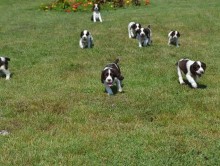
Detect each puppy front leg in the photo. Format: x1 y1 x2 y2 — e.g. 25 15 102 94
93 14 96 22
128 28 132 38
87 38 91 48
177 66 184 84
137 37 142 47
99 15 102 22
186 74 197 88
139 43 142 47
143 38 149 47
116 79 122 92
176 39 179 47
147 38 151 45
104 83 113 95
88 43 91 48
1 69 10 80
130 31 134 38
138 41 143 47
106 87 113 95
79 39 84 49
168 37 171 46
5 70 10 80
90 38 93 48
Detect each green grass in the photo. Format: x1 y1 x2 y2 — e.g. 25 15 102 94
0 0 220 165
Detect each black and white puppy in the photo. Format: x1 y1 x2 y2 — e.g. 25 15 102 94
91 3 102 22
168 30 180 47
0 56 11 80
101 59 124 95
128 22 141 39
79 30 93 49
176 58 206 88
136 26 151 47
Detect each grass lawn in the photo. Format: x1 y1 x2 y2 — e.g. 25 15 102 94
0 0 220 165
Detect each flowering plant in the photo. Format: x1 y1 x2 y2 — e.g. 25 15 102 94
40 0 150 12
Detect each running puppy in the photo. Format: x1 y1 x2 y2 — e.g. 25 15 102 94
101 59 124 95
176 58 206 88
168 30 180 47
136 26 151 47
79 30 93 49
128 22 141 39
0 56 11 80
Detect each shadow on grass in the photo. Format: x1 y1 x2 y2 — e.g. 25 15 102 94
103 84 125 95
182 79 207 89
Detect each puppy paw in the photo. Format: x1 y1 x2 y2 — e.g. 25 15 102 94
191 83 198 88
118 88 122 93
178 78 184 84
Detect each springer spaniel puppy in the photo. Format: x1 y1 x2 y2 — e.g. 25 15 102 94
0 56 11 80
101 59 124 95
79 30 93 49
176 58 206 88
136 26 152 47
91 3 102 22
128 22 141 39
168 30 180 47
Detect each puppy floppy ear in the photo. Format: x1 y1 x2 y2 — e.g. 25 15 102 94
101 70 105 83
177 32 180 37
131 24 136 29
136 29 141 34
144 28 150 37
201 62 206 71
170 31 175 37
80 31 83 38
190 62 200 75
98 4 101 10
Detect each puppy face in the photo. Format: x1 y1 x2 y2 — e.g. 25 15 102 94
80 30 90 41
93 4 100 11
101 68 119 87
137 28 150 38
0 57 10 69
131 23 141 31
191 61 206 76
170 31 180 38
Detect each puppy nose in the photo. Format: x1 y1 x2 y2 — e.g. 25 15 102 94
107 79 111 82
201 71 204 74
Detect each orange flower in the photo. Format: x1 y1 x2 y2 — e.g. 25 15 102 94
146 0 150 5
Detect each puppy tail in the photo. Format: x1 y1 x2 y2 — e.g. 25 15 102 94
114 58 120 64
